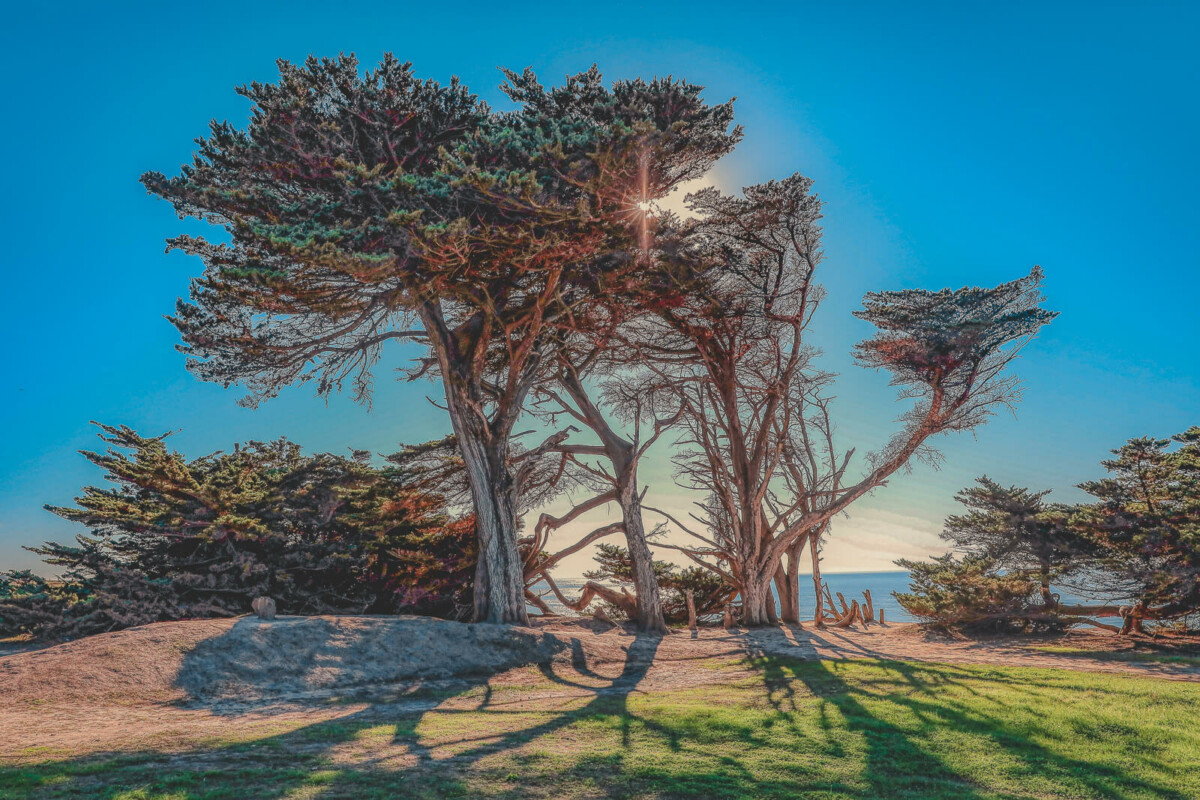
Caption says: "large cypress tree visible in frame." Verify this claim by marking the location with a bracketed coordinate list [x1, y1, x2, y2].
[142, 56, 739, 623]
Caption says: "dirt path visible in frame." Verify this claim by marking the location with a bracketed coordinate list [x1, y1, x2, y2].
[2, 617, 1197, 763]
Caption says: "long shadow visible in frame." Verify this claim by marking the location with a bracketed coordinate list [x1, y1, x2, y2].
[739, 628, 1191, 800]
[0, 622, 673, 799]
[7, 622, 1197, 799]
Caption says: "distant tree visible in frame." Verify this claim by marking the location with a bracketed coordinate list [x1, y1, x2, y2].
[631, 174, 1056, 625]
[896, 478, 1107, 632]
[898, 428, 1200, 635]
[0, 424, 475, 639]
[142, 55, 739, 623]
[1075, 428, 1200, 633]
[941, 477, 1085, 607]
[894, 555, 1044, 632]
[542, 542, 732, 624]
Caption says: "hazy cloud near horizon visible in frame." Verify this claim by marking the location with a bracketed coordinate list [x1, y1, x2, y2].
[540, 493, 949, 580]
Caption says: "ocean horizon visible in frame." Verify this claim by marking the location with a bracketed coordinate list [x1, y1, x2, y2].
[531, 569, 921, 623]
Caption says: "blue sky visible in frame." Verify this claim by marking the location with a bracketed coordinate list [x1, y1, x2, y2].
[2, 1, 1197, 576]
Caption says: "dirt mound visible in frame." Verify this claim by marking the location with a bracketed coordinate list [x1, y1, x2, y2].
[0, 616, 579, 707]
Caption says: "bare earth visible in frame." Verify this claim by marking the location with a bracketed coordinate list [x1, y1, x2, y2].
[2, 616, 1198, 764]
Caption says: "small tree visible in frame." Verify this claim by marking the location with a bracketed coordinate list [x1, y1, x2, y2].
[896, 478, 1107, 632]
[894, 555, 1042, 632]
[941, 477, 1084, 607]
[898, 428, 1200, 635]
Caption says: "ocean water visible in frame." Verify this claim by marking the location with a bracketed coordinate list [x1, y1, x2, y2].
[531, 570, 920, 623]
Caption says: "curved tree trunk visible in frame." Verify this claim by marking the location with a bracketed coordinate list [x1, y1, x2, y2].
[556, 365, 667, 633]
[545, 575, 639, 620]
[619, 478, 668, 633]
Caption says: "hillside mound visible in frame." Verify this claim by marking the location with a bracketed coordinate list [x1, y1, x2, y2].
[0, 615, 578, 706]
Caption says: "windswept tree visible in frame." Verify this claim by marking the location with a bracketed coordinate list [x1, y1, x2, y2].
[636, 175, 1056, 625]
[143, 55, 739, 623]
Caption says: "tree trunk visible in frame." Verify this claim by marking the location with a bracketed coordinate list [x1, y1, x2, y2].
[460, 435, 528, 625]
[547, 578, 638, 619]
[810, 531, 825, 626]
[774, 566, 796, 624]
[741, 573, 774, 626]
[557, 366, 666, 633]
[775, 539, 805, 625]
[619, 480, 668, 633]
[440, 377, 527, 625]
[422, 304, 529, 626]
[473, 544, 489, 622]
[1039, 560, 1055, 608]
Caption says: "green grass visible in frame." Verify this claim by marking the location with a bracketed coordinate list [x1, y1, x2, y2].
[1027, 645, 1200, 665]
[3, 656, 1199, 799]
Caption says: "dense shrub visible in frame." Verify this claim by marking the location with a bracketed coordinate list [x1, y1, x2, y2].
[583, 543, 733, 623]
[893, 555, 1060, 633]
[0, 425, 475, 640]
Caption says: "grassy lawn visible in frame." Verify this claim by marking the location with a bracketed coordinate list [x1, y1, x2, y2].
[3, 655, 1198, 799]
[1026, 645, 1200, 666]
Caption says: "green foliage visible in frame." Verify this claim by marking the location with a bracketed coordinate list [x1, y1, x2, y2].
[0, 424, 475, 639]
[584, 543, 732, 623]
[1075, 427, 1200, 617]
[894, 554, 1048, 632]
[942, 476, 1089, 598]
[141, 54, 740, 407]
[854, 267, 1057, 436]
[898, 426, 1200, 631]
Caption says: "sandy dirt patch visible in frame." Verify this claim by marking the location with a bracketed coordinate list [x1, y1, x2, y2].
[2, 615, 1197, 762]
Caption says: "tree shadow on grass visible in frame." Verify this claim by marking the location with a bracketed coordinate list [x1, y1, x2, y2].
[5, 623, 1197, 799]
[740, 629, 1192, 800]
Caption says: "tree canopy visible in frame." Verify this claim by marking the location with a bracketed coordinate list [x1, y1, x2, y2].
[143, 55, 741, 623]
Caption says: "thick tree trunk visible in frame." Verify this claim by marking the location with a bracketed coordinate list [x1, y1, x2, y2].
[775, 538, 806, 625]
[422, 304, 530, 625]
[774, 566, 795, 624]
[741, 573, 774, 626]
[458, 434, 529, 625]
[473, 545, 489, 622]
